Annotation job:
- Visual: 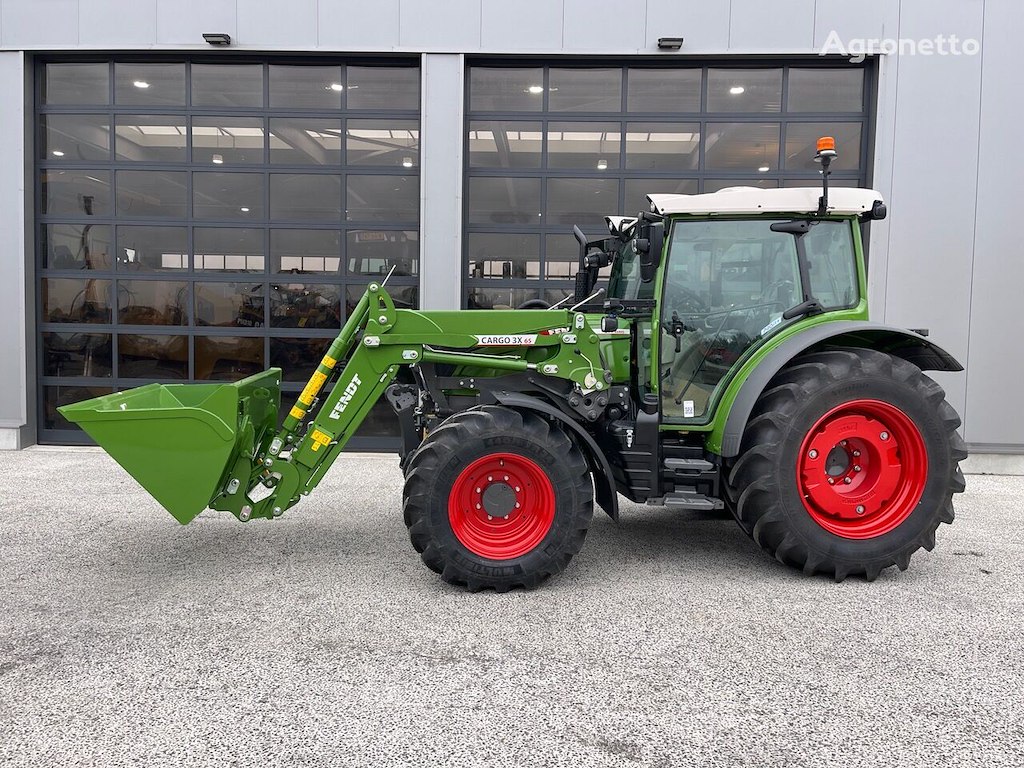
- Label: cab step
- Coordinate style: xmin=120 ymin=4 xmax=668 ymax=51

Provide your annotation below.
xmin=664 ymin=457 xmax=715 ymax=473
xmin=663 ymin=489 xmax=723 ymax=511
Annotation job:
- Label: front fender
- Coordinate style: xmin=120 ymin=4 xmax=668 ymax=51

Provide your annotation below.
xmin=716 ymin=322 xmax=963 ymax=458
xmin=488 ymin=390 xmax=619 ymax=521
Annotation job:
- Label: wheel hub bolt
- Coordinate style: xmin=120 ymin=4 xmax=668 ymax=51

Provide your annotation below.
xmin=515 ymin=486 xmax=521 ymax=492
xmin=503 ymin=515 xmax=509 ymax=520
xmin=487 ymin=515 xmax=493 ymax=520
xmin=808 ymin=449 xmax=818 ymax=459
xmin=841 ymin=440 xmax=848 ymax=446
xmin=828 ymin=478 xmax=835 ymax=485
xmin=856 ymin=505 xmax=865 ymax=515
xmin=515 ymin=502 xmax=521 ymax=509
xmin=853 ymin=450 xmax=861 ymax=457
xmin=880 ymin=431 xmax=889 ymax=441
xmin=843 ymin=477 xmax=852 ymax=484
xmin=853 ymin=465 xmax=862 ymax=472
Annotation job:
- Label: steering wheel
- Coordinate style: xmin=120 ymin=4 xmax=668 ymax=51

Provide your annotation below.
xmin=672 ymin=287 xmax=707 ymax=315
xmin=763 ymin=279 xmax=795 ymax=308
xmin=517 ymin=299 xmax=551 ymax=309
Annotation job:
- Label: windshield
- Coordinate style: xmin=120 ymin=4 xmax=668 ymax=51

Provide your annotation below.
xmin=607 ymin=239 xmax=652 ymax=301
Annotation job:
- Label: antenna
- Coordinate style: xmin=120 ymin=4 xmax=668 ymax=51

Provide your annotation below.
xmin=814 ymin=136 xmax=837 ymax=216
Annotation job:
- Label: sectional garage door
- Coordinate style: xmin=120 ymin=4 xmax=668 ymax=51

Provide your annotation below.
xmin=36 ymin=57 xmax=420 ymax=445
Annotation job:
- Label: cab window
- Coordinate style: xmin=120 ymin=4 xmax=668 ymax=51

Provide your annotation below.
xmin=660 ymin=219 xmax=800 ymax=422
xmin=607 ymin=239 xmax=653 ymax=301
xmin=804 ymin=220 xmax=858 ymax=309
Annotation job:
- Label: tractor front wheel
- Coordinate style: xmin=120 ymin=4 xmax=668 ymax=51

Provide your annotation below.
xmin=402 ymin=406 xmax=593 ymax=591
xmin=726 ymin=348 xmax=967 ymax=581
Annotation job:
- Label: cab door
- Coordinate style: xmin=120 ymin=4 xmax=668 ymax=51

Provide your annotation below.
xmin=658 ymin=217 xmax=801 ymax=423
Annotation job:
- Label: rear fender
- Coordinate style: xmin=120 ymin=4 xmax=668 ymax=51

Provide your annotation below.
xmin=717 ymin=322 xmax=963 ymax=458
xmin=489 ymin=391 xmax=619 ymax=521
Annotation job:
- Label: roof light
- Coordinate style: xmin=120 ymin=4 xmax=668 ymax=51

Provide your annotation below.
xmin=133 ymin=80 xmax=150 ymax=89
xmin=202 ymin=33 xmax=232 ymax=46
xmin=729 ymin=85 xmax=745 ymax=95
xmin=816 ymin=135 xmax=837 ymax=155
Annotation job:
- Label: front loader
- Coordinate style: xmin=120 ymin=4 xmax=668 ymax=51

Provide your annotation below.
xmin=61 ymin=137 xmax=968 ymax=590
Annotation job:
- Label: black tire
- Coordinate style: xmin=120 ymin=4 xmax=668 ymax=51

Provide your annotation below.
xmin=403 ymin=406 xmax=593 ymax=591
xmin=725 ymin=348 xmax=968 ymax=581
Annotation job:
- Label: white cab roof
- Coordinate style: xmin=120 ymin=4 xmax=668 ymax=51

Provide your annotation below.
xmin=647 ymin=186 xmax=884 ymax=217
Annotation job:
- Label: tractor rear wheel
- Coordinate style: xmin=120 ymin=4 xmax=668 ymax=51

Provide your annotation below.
xmin=402 ymin=406 xmax=593 ymax=591
xmin=726 ymin=348 xmax=967 ymax=581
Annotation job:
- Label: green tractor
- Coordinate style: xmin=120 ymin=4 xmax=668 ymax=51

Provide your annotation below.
xmin=60 ymin=139 xmax=967 ymax=590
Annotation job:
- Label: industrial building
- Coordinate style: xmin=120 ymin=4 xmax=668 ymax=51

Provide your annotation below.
xmin=0 ymin=0 xmax=1018 ymax=459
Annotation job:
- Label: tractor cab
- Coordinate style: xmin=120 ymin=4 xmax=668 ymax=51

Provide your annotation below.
xmin=581 ymin=183 xmax=887 ymax=430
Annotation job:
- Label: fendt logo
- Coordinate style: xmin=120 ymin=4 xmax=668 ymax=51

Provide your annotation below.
xmin=328 ymin=374 xmax=362 ymax=420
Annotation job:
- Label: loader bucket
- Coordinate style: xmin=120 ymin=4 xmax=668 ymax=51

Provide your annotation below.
xmin=58 ymin=369 xmax=282 ymax=524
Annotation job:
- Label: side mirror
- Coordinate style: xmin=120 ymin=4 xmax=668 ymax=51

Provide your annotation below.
xmin=638 ymin=222 xmax=664 ymax=283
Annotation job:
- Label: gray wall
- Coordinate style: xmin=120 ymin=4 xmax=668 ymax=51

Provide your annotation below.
xmin=1 ymin=0 xmax=1020 ymax=451
xmin=0 ymin=51 xmax=32 ymax=449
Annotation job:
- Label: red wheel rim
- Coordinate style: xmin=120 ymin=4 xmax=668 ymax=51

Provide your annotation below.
xmin=448 ymin=453 xmax=556 ymax=560
xmin=797 ymin=399 xmax=928 ymax=539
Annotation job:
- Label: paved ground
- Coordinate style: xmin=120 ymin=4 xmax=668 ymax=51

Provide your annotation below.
xmin=1 ymin=448 xmax=1021 ymax=767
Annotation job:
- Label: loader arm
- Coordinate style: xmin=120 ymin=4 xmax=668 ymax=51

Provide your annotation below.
xmin=207 ymin=282 xmax=611 ymax=522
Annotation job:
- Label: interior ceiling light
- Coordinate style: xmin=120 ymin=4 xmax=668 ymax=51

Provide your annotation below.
xmin=52 ymin=150 xmax=65 ymax=157
xmin=240 ymin=207 xmax=250 ymax=212
xmin=133 ymin=80 xmax=150 ymax=89
xmin=729 ymin=85 xmax=745 ymax=95
xmin=402 ymin=156 xmax=414 ymax=168
xmin=526 ymin=85 xmax=544 ymax=94
xmin=597 ymin=159 xmax=608 ymax=170
xmin=758 ymin=165 xmax=770 ymax=173
xmin=212 ymin=154 xmax=224 ymax=165
xmin=328 ymin=83 xmax=343 ymax=92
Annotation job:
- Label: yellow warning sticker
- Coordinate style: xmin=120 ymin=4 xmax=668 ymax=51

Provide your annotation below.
xmin=289 ymin=406 xmax=306 ymax=420
xmin=298 ymin=371 xmax=328 ymax=405
xmin=309 ymin=429 xmax=332 ymax=453
xmin=321 ymin=355 xmax=337 ymax=369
